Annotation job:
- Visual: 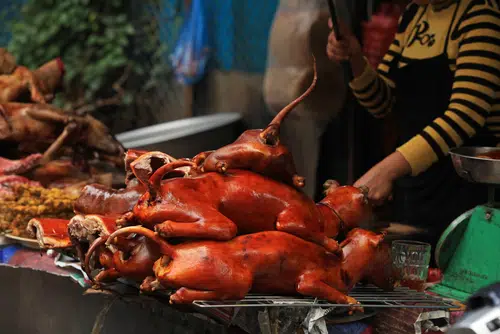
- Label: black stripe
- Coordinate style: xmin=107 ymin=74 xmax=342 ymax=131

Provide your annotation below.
xmin=393 ymin=40 xmax=400 ymax=47
xmin=420 ymin=131 xmax=445 ymax=158
xmin=460 ymin=35 xmax=500 ymax=47
xmin=456 ymin=62 xmax=500 ymax=78
xmin=456 ymin=22 xmax=500 ymax=35
xmin=453 ymin=0 xmax=488 ymax=39
xmin=353 ymin=77 xmax=376 ymax=95
xmin=379 ymin=59 xmax=393 ymax=70
xmin=449 ymin=107 xmax=483 ymax=130
xmin=370 ymin=83 xmax=390 ymax=113
xmin=458 ymin=50 xmax=500 ymax=62
xmin=441 ymin=114 xmax=470 ymax=139
xmin=454 ymin=75 xmax=499 ymax=91
xmin=487 ymin=121 xmax=500 ymax=126
xmin=460 ymin=8 xmax=500 ymax=21
xmin=400 ymin=55 xmax=414 ymax=63
xmin=452 ymin=87 xmax=495 ymax=105
xmin=358 ymin=80 xmax=382 ymax=104
xmin=450 ymin=98 xmax=489 ymax=118
xmin=429 ymin=122 xmax=458 ymax=148
xmin=386 ymin=49 xmax=399 ymax=58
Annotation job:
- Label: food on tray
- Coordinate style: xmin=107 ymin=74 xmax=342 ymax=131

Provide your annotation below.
xmin=0 ymin=184 xmax=78 ymax=238
xmin=476 ymin=150 xmax=500 ymax=160
xmin=26 ymin=57 xmax=395 ymax=309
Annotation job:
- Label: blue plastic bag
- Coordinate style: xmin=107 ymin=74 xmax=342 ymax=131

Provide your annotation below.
xmin=170 ymin=0 xmax=210 ymax=85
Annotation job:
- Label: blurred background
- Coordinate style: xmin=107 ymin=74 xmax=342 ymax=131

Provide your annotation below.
xmin=0 ymin=0 xmax=409 ymax=199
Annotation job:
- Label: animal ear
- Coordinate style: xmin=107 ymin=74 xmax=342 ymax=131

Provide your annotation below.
xmin=323 ymin=179 xmax=340 ymax=195
xmin=339 ymin=238 xmax=352 ymax=248
xmin=369 ymin=233 xmax=386 ymax=248
xmin=129 ymin=152 xmax=176 ymax=186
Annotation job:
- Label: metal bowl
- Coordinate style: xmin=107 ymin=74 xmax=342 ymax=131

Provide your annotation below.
xmin=449 ymin=147 xmax=500 ymax=185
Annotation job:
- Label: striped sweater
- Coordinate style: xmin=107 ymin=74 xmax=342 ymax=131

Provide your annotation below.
xmin=350 ymin=0 xmax=500 ymax=176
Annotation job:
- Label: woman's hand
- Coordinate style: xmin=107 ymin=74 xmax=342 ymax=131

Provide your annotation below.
xmin=354 ymin=152 xmax=412 ymax=206
xmin=326 ymin=19 xmax=366 ymax=77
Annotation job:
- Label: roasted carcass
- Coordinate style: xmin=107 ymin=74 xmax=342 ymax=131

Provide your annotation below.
xmin=0 ymin=102 xmax=124 ymax=167
xmin=119 ymin=158 xmax=372 ymax=255
xmin=0 ymin=58 xmax=64 ymax=104
xmin=106 ymin=227 xmax=388 ymax=313
xmin=192 ymin=57 xmax=318 ymax=189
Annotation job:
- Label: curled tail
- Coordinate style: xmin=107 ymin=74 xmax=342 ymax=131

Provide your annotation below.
xmin=148 ymin=159 xmax=195 ymax=197
xmin=84 ymin=235 xmax=109 ymax=283
xmin=259 ymin=55 xmax=318 ymax=144
xmin=105 ymin=226 xmax=173 ymax=257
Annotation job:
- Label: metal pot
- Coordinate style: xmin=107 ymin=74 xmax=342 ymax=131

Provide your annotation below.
xmin=116 ymin=113 xmax=243 ymax=158
xmin=449 ymin=147 xmax=500 ymax=185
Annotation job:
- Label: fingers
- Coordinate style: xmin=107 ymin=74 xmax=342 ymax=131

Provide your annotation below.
xmin=328 ymin=18 xmax=332 ymax=29
xmin=326 ymin=32 xmax=350 ymax=62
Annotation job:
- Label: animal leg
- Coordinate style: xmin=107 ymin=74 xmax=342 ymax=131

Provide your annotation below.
xmin=297 ymin=274 xmax=363 ymax=314
xmin=155 ymin=215 xmax=238 ymax=241
xmin=25 ymin=107 xmax=69 ymax=123
xmin=170 ymin=286 xmax=249 ymax=304
xmin=40 ymin=122 xmax=78 ymax=164
xmin=276 ymin=210 xmax=341 ymax=255
xmin=140 ymin=276 xmax=164 ymax=292
xmin=93 ymin=268 xmax=121 ymax=284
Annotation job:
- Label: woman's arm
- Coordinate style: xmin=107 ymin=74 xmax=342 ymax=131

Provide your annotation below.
xmin=397 ymin=3 xmax=500 ymax=176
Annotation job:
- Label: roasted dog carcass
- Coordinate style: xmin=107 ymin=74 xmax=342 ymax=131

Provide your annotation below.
xmin=66 ymin=214 xmax=160 ymax=284
xmin=0 ymin=102 xmax=124 ymax=167
xmin=118 ymin=158 xmax=373 ymax=255
xmin=193 ymin=57 xmax=318 ymax=189
xmin=105 ymin=227 xmax=388 ymax=313
xmin=0 ymin=58 xmax=64 ymax=104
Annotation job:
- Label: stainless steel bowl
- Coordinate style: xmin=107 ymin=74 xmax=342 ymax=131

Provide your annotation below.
xmin=450 ymin=147 xmax=500 ymax=185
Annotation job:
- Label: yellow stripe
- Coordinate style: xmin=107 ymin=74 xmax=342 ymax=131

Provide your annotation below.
xmin=354 ymin=76 xmax=380 ymax=100
xmin=451 ymin=92 xmax=492 ymax=112
xmin=424 ymin=126 xmax=450 ymax=153
xmin=455 ymin=66 xmax=498 ymax=85
xmin=378 ymin=63 xmax=390 ymax=73
xmin=435 ymin=118 xmax=462 ymax=145
xmin=448 ymin=102 xmax=487 ymax=125
xmin=445 ymin=111 xmax=476 ymax=136
xmin=459 ymin=42 xmax=499 ymax=54
xmin=453 ymin=81 xmax=496 ymax=97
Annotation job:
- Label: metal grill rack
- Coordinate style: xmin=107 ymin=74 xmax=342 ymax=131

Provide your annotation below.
xmin=192 ymin=285 xmax=457 ymax=309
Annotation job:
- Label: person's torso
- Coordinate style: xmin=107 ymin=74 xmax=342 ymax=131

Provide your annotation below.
xmin=387 ymin=0 xmax=500 ymax=144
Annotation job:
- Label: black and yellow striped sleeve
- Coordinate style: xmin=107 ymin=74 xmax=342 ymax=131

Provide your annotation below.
xmin=349 ymin=3 xmax=418 ymax=118
xmin=397 ymin=3 xmax=500 ymax=176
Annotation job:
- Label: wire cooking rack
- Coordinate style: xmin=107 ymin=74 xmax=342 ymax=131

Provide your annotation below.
xmin=192 ymin=285 xmax=457 ymax=309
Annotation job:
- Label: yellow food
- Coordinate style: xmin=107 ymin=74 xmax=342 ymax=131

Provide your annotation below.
xmin=0 ymin=184 xmax=78 ymax=238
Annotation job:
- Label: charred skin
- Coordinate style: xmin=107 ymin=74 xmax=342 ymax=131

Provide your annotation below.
xmin=198 ymin=57 xmax=318 ymax=189
xmin=106 ymin=227 xmax=389 ymax=313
